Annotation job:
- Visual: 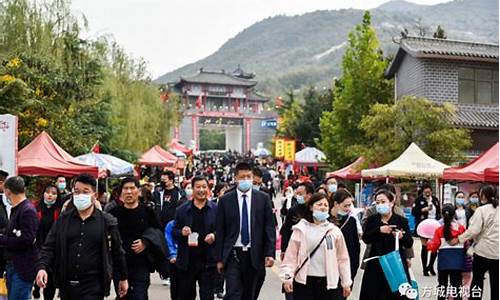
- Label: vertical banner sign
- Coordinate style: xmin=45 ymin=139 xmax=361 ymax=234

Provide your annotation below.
xmin=0 ymin=114 xmax=18 ymax=176
xmin=275 ymin=139 xmax=285 ymax=158
xmin=284 ymin=140 xmax=296 ymax=162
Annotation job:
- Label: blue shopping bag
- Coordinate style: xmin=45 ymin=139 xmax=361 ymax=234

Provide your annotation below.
xmin=364 ymin=234 xmax=410 ymax=293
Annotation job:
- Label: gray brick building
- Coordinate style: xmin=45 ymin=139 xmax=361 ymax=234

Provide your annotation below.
xmin=386 ymin=36 xmax=499 ymax=156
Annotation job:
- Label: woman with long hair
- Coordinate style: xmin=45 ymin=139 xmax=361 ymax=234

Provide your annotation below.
xmin=427 ymin=204 xmax=466 ymax=300
xmin=32 ymin=183 xmax=62 ymax=300
xmin=452 ymin=184 xmax=499 ymax=300
xmin=329 ymin=189 xmax=361 ymax=284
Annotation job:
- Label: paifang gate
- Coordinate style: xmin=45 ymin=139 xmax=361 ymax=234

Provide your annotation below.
xmin=170 ymin=66 xmax=277 ymax=152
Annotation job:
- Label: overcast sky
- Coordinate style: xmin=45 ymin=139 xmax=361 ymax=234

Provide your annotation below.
xmin=71 ymin=0 xmax=450 ymax=78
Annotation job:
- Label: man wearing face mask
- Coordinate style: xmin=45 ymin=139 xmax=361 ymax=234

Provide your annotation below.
xmin=36 ymin=174 xmax=128 ymax=300
xmin=0 ymin=176 xmax=39 ymax=300
xmin=215 ymin=162 xmax=276 ymax=300
xmin=279 ymin=182 xmax=314 ymax=262
xmin=55 ymin=175 xmax=71 ymax=202
xmin=324 ymin=176 xmax=338 ymax=199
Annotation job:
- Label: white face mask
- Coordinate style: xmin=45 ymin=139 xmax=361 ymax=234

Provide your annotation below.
xmin=73 ymin=194 xmax=93 ymax=211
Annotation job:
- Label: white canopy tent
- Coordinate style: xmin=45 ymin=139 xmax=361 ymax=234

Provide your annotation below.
xmin=361 ymin=143 xmax=449 ymax=179
xmin=76 ymin=153 xmax=134 ymax=177
xmin=295 ymin=147 xmax=326 ymax=164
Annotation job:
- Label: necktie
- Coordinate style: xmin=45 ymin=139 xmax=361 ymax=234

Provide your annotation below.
xmin=241 ymin=194 xmax=250 ymax=246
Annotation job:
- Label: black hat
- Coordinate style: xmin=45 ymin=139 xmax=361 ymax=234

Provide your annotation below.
xmin=0 ymin=170 xmax=8 ymax=180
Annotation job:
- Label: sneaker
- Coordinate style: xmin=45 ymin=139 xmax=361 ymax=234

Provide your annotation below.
xmin=162 ymin=278 xmax=170 ymax=286
xmin=216 ymin=292 xmax=225 ymax=299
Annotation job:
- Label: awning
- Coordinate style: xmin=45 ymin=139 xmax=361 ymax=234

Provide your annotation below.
xmin=18 ymin=131 xmax=99 ymax=177
xmin=443 ymin=143 xmax=499 ymax=182
xmin=295 ymin=147 xmax=326 ymax=164
xmin=139 ymin=145 xmax=178 ymax=167
xmin=361 ymin=143 xmax=449 ymax=179
xmin=485 ymin=167 xmax=499 ymax=183
xmin=326 ymin=157 xmax=364 ymax=180
xmin=76 ymin=153 xmax=134 ymax=176
xmin=170 ymin=139 xmax=192 ymax=156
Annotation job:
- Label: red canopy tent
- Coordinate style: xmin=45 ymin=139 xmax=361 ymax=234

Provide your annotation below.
xmin=443 ymin=142 xmax=499 ymax=182
xmin=326 ymin=157 xmax=365 ymax=180
xmin=138 ymin=145 xmax=178 ymax=167
xmin=169 ymin=139 xmax=192 ymax=156
xmin=18 ymin=131 xmax=99 ymax=177
xmin=484 ymin=167 xmax=499 ymax=183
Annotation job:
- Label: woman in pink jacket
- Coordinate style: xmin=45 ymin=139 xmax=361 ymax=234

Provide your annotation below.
xmin=280 ymin=192 xmax=352 ymax=300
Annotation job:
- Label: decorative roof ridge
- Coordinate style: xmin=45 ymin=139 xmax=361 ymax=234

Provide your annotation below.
xmin=403 ymin=35 xmax=499 ymax=48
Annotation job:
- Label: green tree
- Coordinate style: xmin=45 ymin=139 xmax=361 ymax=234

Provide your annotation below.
xmin=275 ymin=86 xmax=333 ymax=146
xmin=319 ymin=11 xmax=393 ymax=168
xmin=0 ymin=0 xmax=178 ymax=161
xmin=433 ymin=25 xmax=447 ymax=39
xmin=294 ymin=86 xmax=333 ymax=146
xmin=358 ymin=96 xmax=471 ymax=165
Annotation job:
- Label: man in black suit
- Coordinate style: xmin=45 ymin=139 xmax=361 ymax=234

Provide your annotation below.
xmin=215 ymin=162 xmax=276 ymax=300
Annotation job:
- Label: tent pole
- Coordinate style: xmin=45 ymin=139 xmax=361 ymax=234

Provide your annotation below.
xmin=435 ymin=178 xmax=441 ymax=206
xmin=360 ymin=177 xmax=364 ymax=208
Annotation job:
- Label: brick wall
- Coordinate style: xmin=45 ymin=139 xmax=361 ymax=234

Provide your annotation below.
xmin=396 ymin=54 xmax=425 ymax=99
xmin=397 ymin=57 xmax=498 ymax=113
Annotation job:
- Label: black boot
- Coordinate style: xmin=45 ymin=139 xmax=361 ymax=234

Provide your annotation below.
xmin=428 ymin=252 xmax=437 ymax=276
xmin=421 ymin=244 xmax=429 ymax=276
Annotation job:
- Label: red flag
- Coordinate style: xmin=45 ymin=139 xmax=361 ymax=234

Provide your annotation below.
xmin=91 ymin=142 xmax=100 ymax=153
xmin=160 ymin=92 xmax=169 ymax=103
xmin=195 ymin=94 xmax=202 ymax=109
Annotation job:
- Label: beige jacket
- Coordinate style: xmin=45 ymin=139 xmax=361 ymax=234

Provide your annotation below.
xmin=459 ymin=204 xmax=499 ymax=260
xmin=280 ymin=219 xmax=352 ymax=289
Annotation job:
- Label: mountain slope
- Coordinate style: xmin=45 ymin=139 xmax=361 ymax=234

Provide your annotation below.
xmin=156 ymin=0 xmax=498 ymax=96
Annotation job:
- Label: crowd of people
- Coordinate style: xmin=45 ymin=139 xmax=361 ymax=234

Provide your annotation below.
xmin=0 ymin=152 xmax=497 ymax=300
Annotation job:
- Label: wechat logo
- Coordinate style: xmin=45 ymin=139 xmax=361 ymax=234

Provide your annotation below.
xmin=399 ymin=282 xmax=418 ymax=299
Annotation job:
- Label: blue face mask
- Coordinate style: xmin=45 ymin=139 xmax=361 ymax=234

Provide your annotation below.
xmin=455 ymin=198 xmax=465 ymax=206
xmin=470 ymin=197 xmax=479 ymax=204
xmin=252 ymin=185 xmax=260 ymax=191
xmin=312 ymin=210 xmax=329 ymax=222
xmin=296 ymin=195 xmax=305 ymax=204
xmin=3 ymin=196 xmax=11 ymax=207
xmin=44 ymin=198 xmax=56 ymax=207
xmin=376 ymin=203 xmax=391 ymax=215
xmin=328 ymin=184 xmax=337 ymax=193
xmin=57 ymin=182 xmax=66 ymax=191
xmin=337 ymin=210 xmax=349 ymax=217
xmin=238 ymin=180 xmax=252 ymax=192
xmin=73 ymin=194 xmax=93 ymax=211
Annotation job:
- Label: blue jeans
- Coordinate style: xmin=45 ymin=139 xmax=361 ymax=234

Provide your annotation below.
xmin=6 ymin=264 xmax=33 ymax=300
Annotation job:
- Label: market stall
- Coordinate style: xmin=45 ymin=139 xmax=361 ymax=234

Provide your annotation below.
xmin=443 ymin=142 xmax=498 ymax=182
xmin=76 ymin=152 xmax=134 ymax=177
xmin=18 ymin=131 xmax=99 ymax=177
